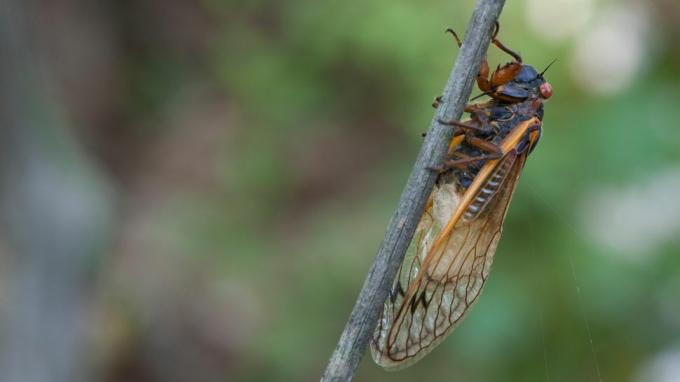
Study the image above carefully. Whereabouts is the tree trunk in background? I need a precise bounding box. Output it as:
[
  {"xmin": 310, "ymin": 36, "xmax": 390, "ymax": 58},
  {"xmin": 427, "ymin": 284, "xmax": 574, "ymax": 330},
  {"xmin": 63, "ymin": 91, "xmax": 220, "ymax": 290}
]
[{"xmin": 0, "ymin": 2, "xmax": 115, "ymax": 382}]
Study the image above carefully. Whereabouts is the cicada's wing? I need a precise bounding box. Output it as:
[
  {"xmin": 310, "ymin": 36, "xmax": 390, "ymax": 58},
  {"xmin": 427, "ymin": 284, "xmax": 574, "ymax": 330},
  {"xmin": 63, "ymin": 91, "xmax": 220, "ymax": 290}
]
[{"xmin": 371, "ymin": 152, "xmax": 527, "ymax": 370}]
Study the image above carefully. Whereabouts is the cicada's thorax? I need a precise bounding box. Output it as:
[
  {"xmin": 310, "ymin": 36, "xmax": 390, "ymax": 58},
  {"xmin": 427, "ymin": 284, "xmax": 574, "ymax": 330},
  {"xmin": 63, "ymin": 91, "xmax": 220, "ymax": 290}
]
[{"xmin": 438, "ymin": 99, "xmax": 544, "ymax": 221}]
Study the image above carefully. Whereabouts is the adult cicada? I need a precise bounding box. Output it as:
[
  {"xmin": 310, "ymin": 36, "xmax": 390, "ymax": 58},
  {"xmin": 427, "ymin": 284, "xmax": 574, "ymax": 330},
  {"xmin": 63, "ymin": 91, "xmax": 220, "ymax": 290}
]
[{"xmin": 371, "ymin": 24, "xmax": 553, "ymax": 369}]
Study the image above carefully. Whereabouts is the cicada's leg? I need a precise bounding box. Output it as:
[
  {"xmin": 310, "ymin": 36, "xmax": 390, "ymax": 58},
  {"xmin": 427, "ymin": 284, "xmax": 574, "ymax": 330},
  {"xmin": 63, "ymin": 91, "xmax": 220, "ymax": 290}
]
[
  {"xmin": 445, "ymin": 26, "xmax": 491, "ymax": 93},
  {"xmin": 491, "ymin": 22, "xmax": 522, "ymax": 63},
  {"xmin": 438, "ymin": 118, "xmax": 493, "ymax": 135},
  {"xmin": 464, "ymin": 100, "xmax": 494, "ymax": 113},
  {"xmin": 429, "ymin": 150, "xmax": 501, "ymax": 174},
  {"xmin": 476, "ymin": 57, "xmax": 491, "ymax": 93},
  {"xmin": 436, "ymin": 95, "xmax": 490, "ymax": 110},
  {"xmin": 429, "ymin": 131, "xmax": 503, "ymax": 173},
  {"xmin": 444, "ymin": 152, "xmax": 500, "ymax": 167},
  {"xmin": 487, "ymin": 22, "xmax": 524, "ymax": 88},
  {"xmin": 465, "ymin": 135, "xmax": 503, "ymax": 157},
  {"xmin": 445, "ymin": 28, "xmax": 462, "ymax": 48},
  {"xmin": 464, "ymin": 103, "xmax": 481, "ymax": 113},
  {"xmin": 447, "ymin": 132, "xmax": 466, "ymax": 153},
  {"xmin": 431, "ymin": 27, "xmax": 463, "ymax": 109},
  {"xmin": 432, "ymin": 27, "xmax": 464, "ymax": 109}
]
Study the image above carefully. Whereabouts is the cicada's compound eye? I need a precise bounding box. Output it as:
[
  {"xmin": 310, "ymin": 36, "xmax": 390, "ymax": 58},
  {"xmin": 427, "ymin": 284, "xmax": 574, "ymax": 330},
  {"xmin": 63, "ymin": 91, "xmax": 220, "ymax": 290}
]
[{"xmin": 539, "ymin": 82, "xmax": 553, "ymax": 99}]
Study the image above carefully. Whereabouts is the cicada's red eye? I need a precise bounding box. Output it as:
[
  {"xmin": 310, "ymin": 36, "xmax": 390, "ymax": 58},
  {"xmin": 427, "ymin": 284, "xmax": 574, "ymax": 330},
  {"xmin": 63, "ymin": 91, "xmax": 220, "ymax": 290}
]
[{"xmin": 539, "ymin": 82, "xmax": 553, "ymax": 99}]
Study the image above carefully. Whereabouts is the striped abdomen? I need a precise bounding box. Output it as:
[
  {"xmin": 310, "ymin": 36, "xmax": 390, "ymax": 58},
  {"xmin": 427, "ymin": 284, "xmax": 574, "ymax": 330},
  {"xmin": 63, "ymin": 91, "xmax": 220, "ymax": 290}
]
[{"xmin": 463, "ymin": 154, "xmax": 516, "ymax": 221}]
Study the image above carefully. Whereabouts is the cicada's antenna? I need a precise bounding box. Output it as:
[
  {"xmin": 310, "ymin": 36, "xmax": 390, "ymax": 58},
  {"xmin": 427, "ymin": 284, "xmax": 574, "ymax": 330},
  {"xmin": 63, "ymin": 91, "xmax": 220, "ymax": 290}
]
[{"xmin": 539, "ymin": 58, "xmax": 558, "ymax": 78}]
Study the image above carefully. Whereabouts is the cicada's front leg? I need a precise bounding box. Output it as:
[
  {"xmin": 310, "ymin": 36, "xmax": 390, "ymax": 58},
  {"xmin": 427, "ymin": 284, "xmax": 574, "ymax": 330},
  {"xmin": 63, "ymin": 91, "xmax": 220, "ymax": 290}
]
[
  {"xmin": 490, "ymin": 22, "xmax": 522, "ymax": 63},
  {"xmin": 441, "ymin": 26, "xmax": 493, "ymax": 94},
  {"xmin": 488, "ymin": 22, "xmax": 523, "ymax": 88},
  {"xmin": 432, "ymin": 29, "xmax": 463, "ymax": 109}
]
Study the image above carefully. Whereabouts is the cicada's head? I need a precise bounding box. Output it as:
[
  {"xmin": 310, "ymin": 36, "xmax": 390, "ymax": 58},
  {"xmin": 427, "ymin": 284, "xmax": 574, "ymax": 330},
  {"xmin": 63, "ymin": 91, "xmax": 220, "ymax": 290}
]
[{"xmin": 494, "ymin": 64, "xmax": 553, "ymax": 103}]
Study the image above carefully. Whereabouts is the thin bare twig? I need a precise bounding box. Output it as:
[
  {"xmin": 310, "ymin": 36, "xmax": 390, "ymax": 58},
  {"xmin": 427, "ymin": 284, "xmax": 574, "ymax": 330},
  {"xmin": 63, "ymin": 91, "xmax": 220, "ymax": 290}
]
[{"xmin": 320, "ymin": 1, "xmax": 506, "ymax": 380}]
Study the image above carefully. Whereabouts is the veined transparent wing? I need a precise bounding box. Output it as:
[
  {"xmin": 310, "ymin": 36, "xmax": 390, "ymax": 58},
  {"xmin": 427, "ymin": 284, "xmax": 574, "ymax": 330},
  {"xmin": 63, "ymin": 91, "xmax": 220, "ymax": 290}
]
[{"xmin": 371, "ymin": 150, "xmax": 528, "ymax": 370}]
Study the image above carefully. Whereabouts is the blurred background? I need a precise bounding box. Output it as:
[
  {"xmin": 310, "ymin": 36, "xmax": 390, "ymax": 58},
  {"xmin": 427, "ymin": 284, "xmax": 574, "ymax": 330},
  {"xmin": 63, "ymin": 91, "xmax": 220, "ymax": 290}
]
[{"xmin": 0, "ymin": 0, "xmax": 679, "ymax": 381}]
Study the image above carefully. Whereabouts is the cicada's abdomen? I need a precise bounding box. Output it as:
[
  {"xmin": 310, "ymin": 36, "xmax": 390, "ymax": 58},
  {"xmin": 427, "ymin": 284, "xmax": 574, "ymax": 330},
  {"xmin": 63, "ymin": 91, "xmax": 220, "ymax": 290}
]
[{"xmin": 463, "ymin": 154, "xmax": 516, "ymax": 221}]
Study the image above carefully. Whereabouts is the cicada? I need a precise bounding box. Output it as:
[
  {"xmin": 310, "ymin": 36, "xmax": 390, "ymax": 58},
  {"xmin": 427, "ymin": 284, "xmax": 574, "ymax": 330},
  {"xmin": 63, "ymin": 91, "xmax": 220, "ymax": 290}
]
[{"xmin": 371, "ymin": 23, "xmax": 554, "ymax": 369}]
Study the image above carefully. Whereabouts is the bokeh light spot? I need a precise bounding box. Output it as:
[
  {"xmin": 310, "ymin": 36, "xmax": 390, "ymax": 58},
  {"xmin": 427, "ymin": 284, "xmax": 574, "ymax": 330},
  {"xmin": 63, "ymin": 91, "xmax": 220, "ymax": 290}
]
[
  {"xmin": 526, "ymin": 0, "xmax": 593, "ymax": 42},
  {"xmin": 571, "ymin": 4, "xmax": 650, "ymax": 95}
]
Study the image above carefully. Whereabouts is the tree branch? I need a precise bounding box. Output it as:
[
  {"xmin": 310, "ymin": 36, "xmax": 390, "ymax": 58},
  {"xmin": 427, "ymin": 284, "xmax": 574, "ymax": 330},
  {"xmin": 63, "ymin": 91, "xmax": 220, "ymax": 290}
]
[{"xmin": 320, "ymin": 1, "xmax": 506, "ymax": 380}]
